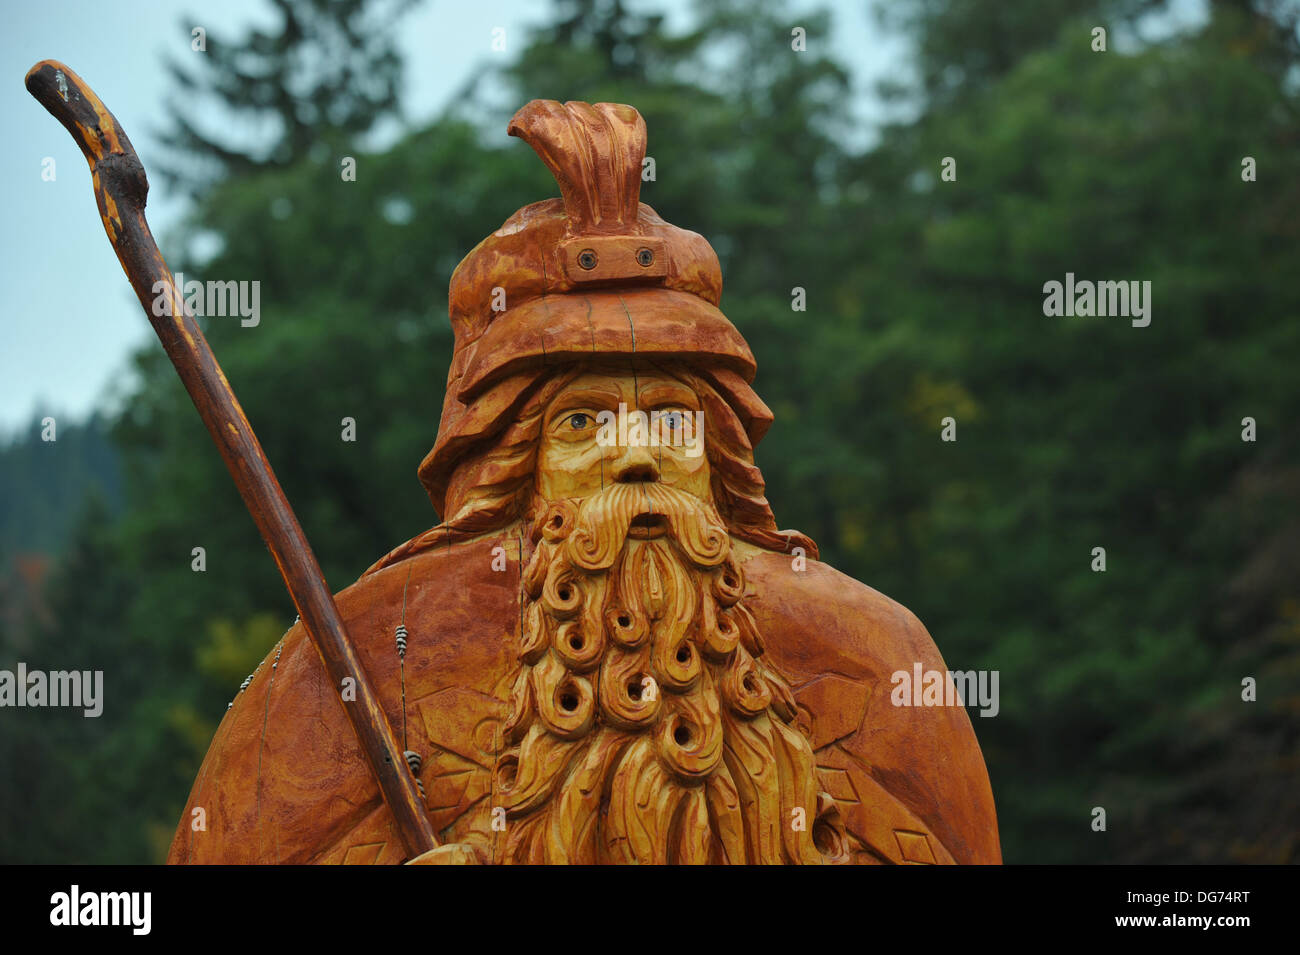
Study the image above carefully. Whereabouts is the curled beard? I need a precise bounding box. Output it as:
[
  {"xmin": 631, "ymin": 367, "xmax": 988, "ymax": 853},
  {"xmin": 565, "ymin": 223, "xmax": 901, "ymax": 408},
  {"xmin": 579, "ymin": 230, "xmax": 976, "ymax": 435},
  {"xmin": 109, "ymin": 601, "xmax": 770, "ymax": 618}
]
[{"xmin": 493, "ymin": 482, "xmax": 846, "ymax": 864}]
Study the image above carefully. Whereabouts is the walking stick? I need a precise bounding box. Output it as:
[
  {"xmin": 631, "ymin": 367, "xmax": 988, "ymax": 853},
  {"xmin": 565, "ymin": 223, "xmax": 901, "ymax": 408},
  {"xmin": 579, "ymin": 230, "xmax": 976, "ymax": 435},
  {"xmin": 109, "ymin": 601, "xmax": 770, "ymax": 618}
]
[{"xmin": 25, "ymin": 59, "xmax": 439, "ymax": 860}]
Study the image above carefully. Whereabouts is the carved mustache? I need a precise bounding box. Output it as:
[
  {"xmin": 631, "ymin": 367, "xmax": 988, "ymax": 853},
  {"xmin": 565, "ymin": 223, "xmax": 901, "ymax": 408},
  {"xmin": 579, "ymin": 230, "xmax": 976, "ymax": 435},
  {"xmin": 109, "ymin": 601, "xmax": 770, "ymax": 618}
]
[{"xmin": 534, "ymin": 482, "xmax": 730, "ymax": 572}]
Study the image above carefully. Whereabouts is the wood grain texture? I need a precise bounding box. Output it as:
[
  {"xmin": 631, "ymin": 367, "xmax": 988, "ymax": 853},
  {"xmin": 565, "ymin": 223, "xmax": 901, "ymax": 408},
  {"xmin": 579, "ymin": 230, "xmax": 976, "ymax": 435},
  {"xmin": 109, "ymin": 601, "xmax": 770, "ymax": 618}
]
[{"xmin": 167, "ymin": 532, "xmax": 1000, "ymax": 864}]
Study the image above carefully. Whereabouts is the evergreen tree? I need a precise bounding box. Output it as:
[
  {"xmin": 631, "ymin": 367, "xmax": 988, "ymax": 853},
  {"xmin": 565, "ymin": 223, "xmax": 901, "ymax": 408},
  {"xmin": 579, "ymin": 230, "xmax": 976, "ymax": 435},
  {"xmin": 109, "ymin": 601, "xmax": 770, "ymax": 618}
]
[{"xmin": 157, "ymin": 0, "xmax": 415, "ymax": 193}]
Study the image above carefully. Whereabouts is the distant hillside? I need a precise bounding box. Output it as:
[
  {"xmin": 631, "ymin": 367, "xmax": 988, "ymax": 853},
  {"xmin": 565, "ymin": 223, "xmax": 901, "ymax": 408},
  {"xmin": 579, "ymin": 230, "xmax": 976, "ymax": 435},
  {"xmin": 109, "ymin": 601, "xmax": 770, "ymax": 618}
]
[{"xmin": 0, "ymin": 411, "xmax": 123, "ymax": 563}]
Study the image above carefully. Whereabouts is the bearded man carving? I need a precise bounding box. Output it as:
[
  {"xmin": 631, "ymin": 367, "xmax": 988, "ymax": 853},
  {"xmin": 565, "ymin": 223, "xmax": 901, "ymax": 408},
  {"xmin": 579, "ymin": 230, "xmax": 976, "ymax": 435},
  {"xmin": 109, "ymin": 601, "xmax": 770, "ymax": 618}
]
[{"xmin": 167, "ymin": 100, "xmax": 1001, "ymax": 866}]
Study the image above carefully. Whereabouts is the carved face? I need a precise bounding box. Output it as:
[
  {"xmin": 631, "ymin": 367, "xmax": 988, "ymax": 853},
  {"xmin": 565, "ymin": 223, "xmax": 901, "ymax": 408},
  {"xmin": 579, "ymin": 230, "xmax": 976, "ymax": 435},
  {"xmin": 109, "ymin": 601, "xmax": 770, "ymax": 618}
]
[{"xmin": 536, "ymin": 367, "xmax": 712, "ymax": 505}]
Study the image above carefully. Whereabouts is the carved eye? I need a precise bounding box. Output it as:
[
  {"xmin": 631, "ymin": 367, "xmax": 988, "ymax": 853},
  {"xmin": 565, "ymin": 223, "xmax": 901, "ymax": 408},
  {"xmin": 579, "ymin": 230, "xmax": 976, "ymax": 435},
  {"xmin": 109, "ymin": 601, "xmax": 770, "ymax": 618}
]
[
  {"xmin": 566, "ymin": 412, "xmax": 591, "ymax": 431},
  {"xmin": 662, "ymin": 411, "xmax": 683, "ymax": 431}
]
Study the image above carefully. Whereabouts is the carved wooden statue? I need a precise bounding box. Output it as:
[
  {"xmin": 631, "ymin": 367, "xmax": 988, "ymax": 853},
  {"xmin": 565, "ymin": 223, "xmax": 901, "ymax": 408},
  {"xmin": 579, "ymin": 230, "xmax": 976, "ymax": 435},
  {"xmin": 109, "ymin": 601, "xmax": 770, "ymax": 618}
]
[
  {"xmin": 21, "ymin": 65, "xmax": 999, "ymax": 864},
  {"xmin": 163, "ymin": 100, "xmax": 1001, "ymax": 865}
]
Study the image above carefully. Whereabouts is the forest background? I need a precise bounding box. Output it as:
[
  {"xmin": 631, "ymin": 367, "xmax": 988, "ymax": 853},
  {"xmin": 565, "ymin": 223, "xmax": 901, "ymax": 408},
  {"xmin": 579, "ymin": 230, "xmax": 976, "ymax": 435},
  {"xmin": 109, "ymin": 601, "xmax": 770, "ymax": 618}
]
[{"xmin": 1, "ymin": 0, "xmax": 1296, "ymax": 863}]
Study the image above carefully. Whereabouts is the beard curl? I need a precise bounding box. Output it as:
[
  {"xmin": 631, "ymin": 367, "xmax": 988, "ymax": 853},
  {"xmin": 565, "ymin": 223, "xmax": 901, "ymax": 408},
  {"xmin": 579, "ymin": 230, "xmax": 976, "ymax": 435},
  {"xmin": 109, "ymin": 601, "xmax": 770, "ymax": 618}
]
[{"xmin": 490, "ymin": 484, "xmax": 847, "ymax": 864}]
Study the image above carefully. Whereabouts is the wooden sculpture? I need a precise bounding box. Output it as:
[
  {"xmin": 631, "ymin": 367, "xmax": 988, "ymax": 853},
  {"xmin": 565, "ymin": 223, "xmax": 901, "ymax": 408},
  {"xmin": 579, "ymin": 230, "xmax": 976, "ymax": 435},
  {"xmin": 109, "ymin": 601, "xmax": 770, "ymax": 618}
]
[
  {"xmin": 25, "ymin": 64, "xmax": 1000, "ymax": 863},
  {"xmin": 170, "ymin": 100, "xmax": 1001, "ymax": 865}
]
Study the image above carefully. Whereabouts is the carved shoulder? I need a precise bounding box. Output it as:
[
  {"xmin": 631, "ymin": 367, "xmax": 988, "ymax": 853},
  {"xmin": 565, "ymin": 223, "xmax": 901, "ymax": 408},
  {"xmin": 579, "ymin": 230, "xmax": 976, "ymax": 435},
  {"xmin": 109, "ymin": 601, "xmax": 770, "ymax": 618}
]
[
  {"xmin": 167, "ymin": 533, "xmax": 522, "ymax": 863},
  {"xmin": 739, "ymin": 549, "xmax": 1002, "ymax": 864}
]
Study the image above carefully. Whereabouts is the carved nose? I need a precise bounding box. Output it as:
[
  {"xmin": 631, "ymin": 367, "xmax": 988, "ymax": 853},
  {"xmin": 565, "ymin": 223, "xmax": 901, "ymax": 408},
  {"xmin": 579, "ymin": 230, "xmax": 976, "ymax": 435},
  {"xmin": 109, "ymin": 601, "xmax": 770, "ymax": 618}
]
[{"xmin": 613, "ymin": 446, "xmax": 660, "ymax": 483}]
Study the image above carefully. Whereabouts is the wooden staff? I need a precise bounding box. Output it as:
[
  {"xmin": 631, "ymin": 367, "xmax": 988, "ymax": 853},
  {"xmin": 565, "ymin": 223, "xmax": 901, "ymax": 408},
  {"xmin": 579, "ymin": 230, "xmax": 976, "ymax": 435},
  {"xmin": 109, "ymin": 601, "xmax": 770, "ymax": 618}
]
[{"xmin": 25, "ymin": 59, "xmax": 439, "ymax": 859}]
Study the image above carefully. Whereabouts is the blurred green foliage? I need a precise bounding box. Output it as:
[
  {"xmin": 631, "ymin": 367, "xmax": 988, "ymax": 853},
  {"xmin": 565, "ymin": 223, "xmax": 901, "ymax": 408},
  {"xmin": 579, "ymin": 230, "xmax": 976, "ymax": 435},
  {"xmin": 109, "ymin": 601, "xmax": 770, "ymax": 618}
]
[
  {"xmin": 0, "ymin": 413, "xmax": 121, "ymax": 563},
  {"xmin": 1, "ymin": 0, "xmax": 1296, "ymax": 863}
]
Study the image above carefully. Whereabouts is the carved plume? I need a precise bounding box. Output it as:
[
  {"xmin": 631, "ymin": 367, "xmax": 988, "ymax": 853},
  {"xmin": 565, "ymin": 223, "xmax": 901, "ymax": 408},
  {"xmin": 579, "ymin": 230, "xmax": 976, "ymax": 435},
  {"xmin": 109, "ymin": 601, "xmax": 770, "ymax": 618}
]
[{"xmin": 508, "ymin": 100, "xmax": 647, "ymax": 235}]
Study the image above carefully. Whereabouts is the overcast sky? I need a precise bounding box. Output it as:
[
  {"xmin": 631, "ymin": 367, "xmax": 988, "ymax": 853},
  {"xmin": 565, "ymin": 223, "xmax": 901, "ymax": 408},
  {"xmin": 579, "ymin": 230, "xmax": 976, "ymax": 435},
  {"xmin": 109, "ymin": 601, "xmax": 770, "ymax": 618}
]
[{"xmin": 0, "ymin": 0, "xmax": 909, "ymax": 436}]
